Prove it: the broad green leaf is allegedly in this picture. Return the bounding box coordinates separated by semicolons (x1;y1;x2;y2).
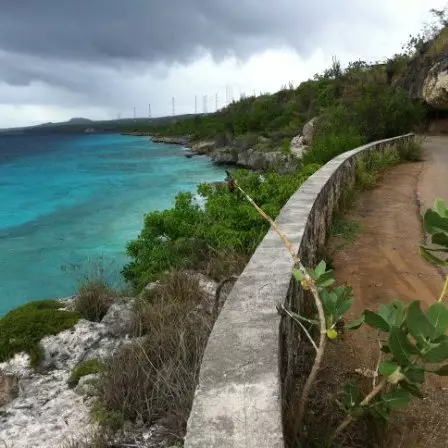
423;209;448;234
420;246;447;266
316;270;335;288
382;389;409;409
293;268;304;282
347;315;365;330
335;301;352;320
306;267;316;280
406;301;437;343
405;366;425;384
342;382;360;408
364;310;390;332
399;381;424;399
423;339;448;363
426;303;448;338
314;260;326;278
432;232;448;247
334;287;353;319
378;302;404;327
320;289;337;317
391;300;406;326
434;364;448;376
434;198;447;218
379;361;399;377
389;327;417;366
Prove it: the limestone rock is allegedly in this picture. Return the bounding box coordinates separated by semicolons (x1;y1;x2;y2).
101;297;135;337
191;140;217;155
422;59;448;109
211;147;238;164
151;136;189;146
290;134;308;158
302;117;318;145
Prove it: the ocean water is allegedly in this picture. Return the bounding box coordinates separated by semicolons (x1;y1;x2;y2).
0;133;225;315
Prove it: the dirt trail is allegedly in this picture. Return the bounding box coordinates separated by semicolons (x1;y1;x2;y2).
325;159;447;447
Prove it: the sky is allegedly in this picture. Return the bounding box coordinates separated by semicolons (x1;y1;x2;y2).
0;0;447;128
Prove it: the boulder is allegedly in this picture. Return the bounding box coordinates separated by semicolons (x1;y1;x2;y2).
290;134;308;158
302;117;318;145
101;297;135;337
398;30;448;110
211;147;238;164
191;140;217;154
422;59;448;109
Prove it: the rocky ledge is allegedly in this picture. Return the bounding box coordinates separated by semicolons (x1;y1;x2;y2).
151;135;190;146
0;273;224;448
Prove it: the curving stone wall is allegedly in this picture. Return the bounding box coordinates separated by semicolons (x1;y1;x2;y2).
184;134;415;448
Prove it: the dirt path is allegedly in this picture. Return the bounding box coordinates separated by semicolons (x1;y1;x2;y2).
418;136;448;212
323;159;447;447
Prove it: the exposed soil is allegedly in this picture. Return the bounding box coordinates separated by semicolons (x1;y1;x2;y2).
308;161;447;447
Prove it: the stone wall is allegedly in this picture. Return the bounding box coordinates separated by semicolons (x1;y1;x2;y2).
184;134;415;448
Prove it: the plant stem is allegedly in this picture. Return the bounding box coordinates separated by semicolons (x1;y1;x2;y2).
281;306;319;353
230;175;328;440
438;275;448;302
329;378;387;443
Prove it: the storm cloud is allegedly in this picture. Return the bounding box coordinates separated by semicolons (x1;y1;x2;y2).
0;0;445;127
0;1;388;67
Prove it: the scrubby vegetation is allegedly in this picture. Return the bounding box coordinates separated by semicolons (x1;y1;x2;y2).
94;271;212;442
0;300;80;367
123;163;321;290
68;359;105;388
75;279;117;322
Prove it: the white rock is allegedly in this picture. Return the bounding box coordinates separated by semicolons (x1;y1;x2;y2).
0;369;94;448
290;134;308;158
0;353;32;379
302;116;318;145
101;297;135;336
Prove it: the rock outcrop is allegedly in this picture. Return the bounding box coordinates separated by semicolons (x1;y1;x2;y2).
151;136;190;146
0;273;228;448
289;117;319;159
210;146;298;173
0;297;135;448
399;31;448;109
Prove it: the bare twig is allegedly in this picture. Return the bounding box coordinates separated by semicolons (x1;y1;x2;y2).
228;173;328;440
373;338;382;388
281;305;318;353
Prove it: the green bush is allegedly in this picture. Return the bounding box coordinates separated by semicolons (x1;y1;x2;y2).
123;164;322;290
68;359;105;388
0;300;80;367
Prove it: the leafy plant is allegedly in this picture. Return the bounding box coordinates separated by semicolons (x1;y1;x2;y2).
0;300;80;368
291;198;448;443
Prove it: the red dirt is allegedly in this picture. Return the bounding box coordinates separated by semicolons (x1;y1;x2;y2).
325;161;447;447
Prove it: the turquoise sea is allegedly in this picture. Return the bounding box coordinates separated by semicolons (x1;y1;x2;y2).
0;133;225;315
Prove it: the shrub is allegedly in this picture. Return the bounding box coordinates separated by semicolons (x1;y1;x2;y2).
68;359;105;388
0;300;80;367
123;165;321;291
75;280;117;322
397;138;424;162
95;271;211;440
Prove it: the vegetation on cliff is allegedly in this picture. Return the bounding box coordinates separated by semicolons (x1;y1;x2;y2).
123;56;425;290
0;300;80;367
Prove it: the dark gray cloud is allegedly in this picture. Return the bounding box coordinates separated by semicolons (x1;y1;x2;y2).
0;0;433;127
0;1;386;71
